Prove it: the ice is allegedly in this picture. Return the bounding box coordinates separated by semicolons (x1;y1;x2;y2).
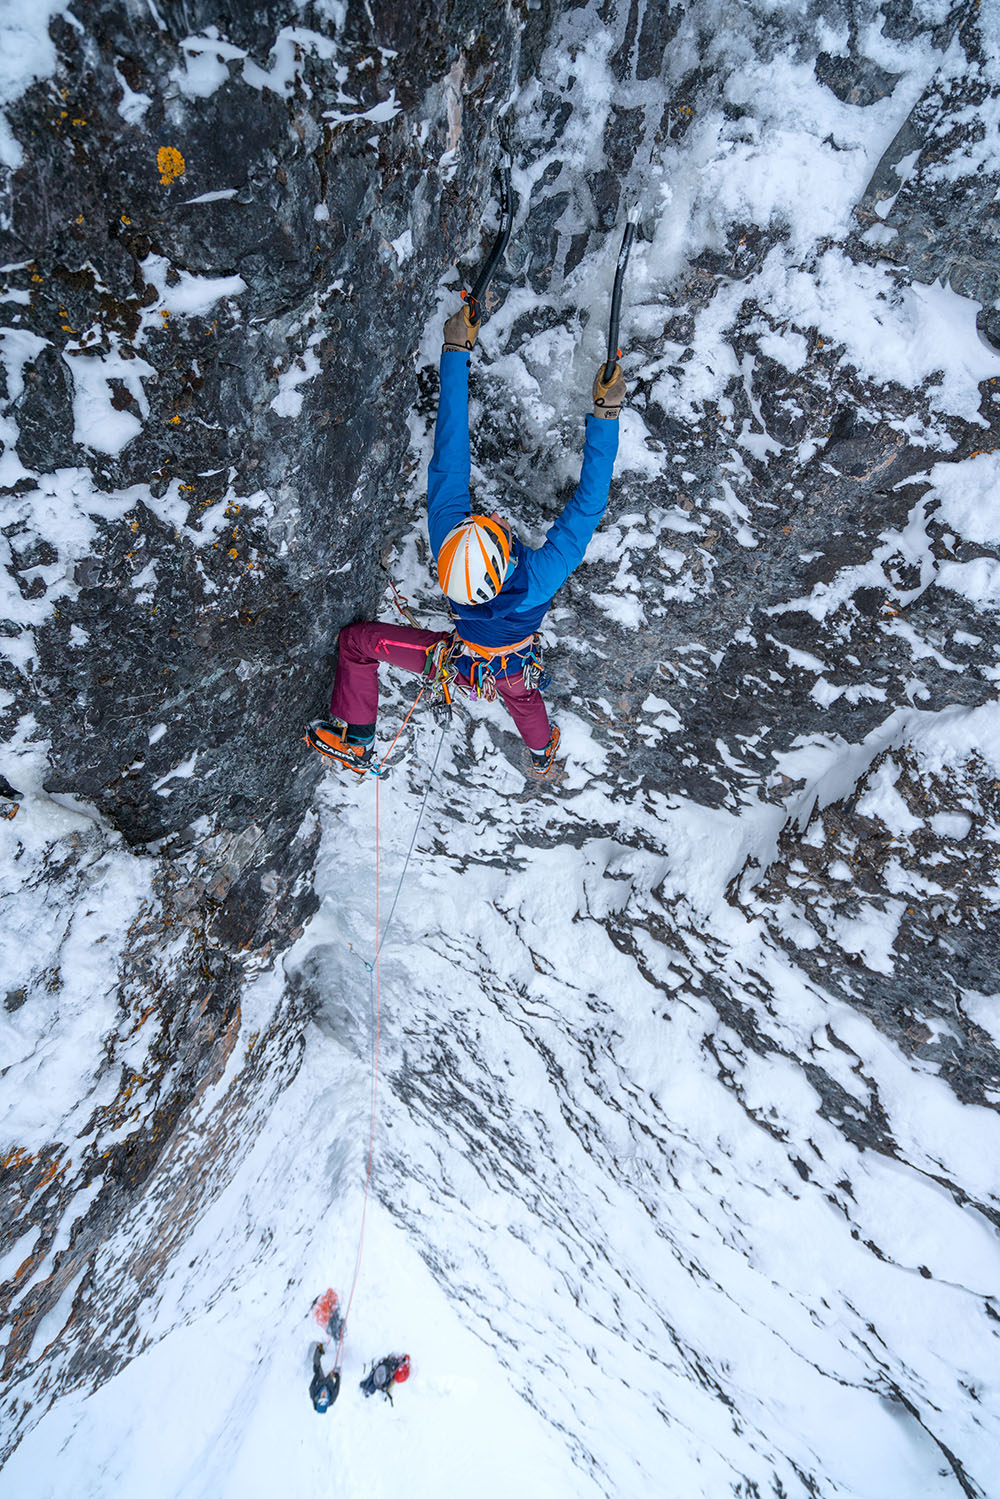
4;2;1000;1495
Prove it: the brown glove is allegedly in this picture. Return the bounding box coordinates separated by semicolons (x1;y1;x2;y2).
593;363;626;419
443;305;478;352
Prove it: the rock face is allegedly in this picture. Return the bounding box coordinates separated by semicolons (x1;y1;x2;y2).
3;0;1000;1491
0;0;539;1458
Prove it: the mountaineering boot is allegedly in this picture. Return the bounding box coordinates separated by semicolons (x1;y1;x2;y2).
304;719;375;773
529;724;561;777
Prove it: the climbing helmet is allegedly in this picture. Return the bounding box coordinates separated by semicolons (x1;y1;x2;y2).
437;516;511;604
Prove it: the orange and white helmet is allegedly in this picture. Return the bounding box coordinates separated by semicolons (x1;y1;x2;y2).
437;516;511;604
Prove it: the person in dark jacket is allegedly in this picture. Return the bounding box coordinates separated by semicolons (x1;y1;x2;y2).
309;1343;341;1414
360;1352;411;1401
306;307;625;777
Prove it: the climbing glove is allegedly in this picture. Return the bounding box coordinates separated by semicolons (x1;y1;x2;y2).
593;363;626;419
443;305;479;353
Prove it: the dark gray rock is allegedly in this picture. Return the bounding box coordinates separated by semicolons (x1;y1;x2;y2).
0;0;532;1459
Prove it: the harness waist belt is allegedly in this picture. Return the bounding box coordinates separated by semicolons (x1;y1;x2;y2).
457;633;535;658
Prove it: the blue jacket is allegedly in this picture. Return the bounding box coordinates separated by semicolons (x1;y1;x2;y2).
427;350;619;648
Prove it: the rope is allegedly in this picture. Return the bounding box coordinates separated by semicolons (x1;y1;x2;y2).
333;713;448;1373
376;686;426;773
376;719;448;956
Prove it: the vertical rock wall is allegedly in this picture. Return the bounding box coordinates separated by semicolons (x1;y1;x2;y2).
0;0;540;1456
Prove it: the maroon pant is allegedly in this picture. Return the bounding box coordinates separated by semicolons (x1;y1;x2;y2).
329;622;551;750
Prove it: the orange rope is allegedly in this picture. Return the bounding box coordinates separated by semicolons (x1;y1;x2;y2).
332;689;445;1375
333;775;383;1373
376;685;426;771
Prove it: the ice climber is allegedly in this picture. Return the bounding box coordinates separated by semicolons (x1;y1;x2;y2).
360;1353;411;1401
305;305;625;778
309;1343;341;1414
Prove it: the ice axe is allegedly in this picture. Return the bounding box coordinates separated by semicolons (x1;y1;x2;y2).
461;124;514;328
601;204;640;385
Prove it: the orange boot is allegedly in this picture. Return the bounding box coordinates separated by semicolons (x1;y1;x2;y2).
304;719;375;773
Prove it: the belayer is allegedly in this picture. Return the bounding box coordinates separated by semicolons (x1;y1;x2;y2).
306;305;625;778
309;1342;341;1414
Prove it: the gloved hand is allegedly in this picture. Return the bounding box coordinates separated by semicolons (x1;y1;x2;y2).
443;305;479;352
593;363;626;419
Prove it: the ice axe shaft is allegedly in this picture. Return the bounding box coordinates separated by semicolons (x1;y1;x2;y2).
603;206;639;383
463;153;514;327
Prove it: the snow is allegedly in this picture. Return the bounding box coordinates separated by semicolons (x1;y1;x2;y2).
62;349;154;455
0;1;67;169
0;747;156;1155
170;33;247;99
114;65;151;123
854;760;924;835
750;252;1000;426
4;1;1000;1496
325;89;402;126
170;25;346;101
270;334;323;419
141;256;248;319
928;450;1000;545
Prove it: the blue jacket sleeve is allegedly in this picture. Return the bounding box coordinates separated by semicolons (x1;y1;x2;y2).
427;351;472;556
521;415;619;607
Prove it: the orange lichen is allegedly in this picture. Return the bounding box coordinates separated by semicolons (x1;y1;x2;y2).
37;1156;67;1188
157;146;186;186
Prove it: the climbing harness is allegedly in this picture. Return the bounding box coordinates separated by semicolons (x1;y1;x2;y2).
602;204;640;384
451;631;549;700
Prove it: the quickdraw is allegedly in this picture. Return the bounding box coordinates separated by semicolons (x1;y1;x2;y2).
469;661;497;701
521;635;549;693
421;634;459;721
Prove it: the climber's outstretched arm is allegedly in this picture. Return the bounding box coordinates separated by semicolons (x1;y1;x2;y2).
427;308;478;556
522;363;625;607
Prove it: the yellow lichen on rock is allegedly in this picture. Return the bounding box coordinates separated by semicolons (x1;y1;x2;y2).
157;146;185;185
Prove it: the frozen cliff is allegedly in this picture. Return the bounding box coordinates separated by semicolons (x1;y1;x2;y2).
2;0;999;1495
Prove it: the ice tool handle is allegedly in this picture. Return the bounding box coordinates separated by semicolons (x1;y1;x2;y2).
603;205;640;385
462;152;514;327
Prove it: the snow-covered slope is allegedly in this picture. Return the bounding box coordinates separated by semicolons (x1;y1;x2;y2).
3;0;1000;1495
